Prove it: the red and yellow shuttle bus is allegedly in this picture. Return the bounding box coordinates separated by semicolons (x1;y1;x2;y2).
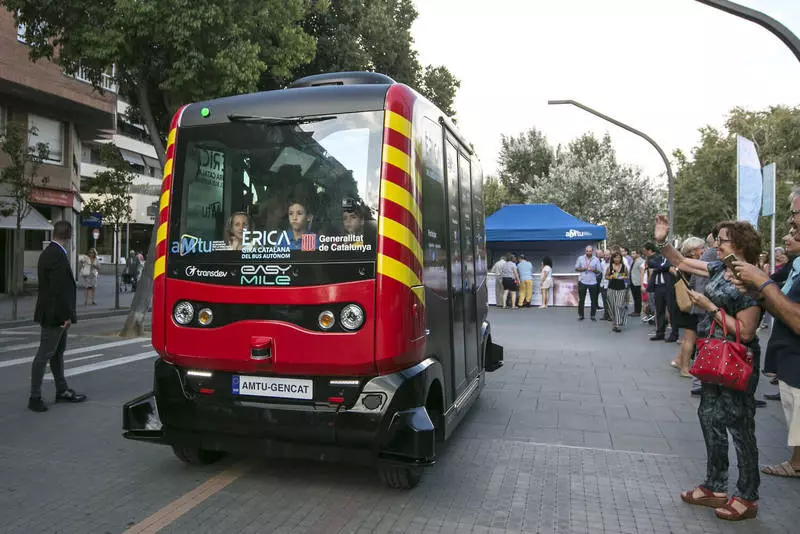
123;72;503;488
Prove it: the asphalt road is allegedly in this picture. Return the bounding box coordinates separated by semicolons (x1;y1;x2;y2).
0;309;798;533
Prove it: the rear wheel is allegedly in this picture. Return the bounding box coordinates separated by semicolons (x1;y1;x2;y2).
378;464;423;489
171;444;224;465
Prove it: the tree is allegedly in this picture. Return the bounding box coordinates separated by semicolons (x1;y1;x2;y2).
497;128;553;203
81;145;135;310
523;132;664;248
4;0;317;336
483;175;507;217
0;120;49;320
284;0;461;116
674;105;800;246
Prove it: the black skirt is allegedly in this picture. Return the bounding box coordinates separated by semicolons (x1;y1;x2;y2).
675;309;699;331
502;277;517;291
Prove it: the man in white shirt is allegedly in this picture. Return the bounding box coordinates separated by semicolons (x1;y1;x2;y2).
491;255;507;307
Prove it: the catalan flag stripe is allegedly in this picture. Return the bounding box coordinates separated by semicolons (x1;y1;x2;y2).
411;285;425;305
377;253;421;289
383;144;411;177
153;256;165;280
162;158;173;181
166;129;176;150
379;216;423;267
380;180;421;229
160;189;170;212
156;223;167;246
385;111;411;139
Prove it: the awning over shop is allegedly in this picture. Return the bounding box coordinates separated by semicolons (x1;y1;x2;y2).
119;148;146;167
0;204;53;231
486;203;606;242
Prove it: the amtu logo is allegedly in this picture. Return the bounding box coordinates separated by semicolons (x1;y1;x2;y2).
171;235;212;256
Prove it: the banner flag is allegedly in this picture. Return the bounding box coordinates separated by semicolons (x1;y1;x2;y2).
736;135;763;230
762;163;775;216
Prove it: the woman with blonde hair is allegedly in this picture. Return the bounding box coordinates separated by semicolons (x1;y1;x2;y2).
226;212;250;251
538;256;553;308
670;236;706;377
79;248;100;305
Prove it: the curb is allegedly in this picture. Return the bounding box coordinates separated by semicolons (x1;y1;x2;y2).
0;308;131;329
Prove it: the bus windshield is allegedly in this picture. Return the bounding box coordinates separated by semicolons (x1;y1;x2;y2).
168;111;382;267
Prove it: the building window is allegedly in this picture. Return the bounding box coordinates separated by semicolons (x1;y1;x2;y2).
0;105;7;134
28;114;64;164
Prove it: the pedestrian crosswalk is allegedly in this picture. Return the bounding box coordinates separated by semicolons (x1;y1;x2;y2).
0;328;156;378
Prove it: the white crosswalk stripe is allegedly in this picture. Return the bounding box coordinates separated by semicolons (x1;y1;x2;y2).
45;351;157;379
65;353;104;365
0;342;41;354
0;338;148;369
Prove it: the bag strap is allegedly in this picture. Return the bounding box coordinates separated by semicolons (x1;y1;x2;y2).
718;308;729;339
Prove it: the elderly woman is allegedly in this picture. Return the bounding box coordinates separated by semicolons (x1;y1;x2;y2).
655;215;763;521
670;236;706;377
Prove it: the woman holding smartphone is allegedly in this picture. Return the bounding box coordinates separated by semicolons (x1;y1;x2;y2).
604;250;628;332
654;215;763;521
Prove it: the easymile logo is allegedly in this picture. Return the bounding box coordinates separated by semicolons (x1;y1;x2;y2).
185;266;228;278
240;264;292;286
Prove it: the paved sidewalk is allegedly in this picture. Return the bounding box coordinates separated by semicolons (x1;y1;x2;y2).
0;275;134;324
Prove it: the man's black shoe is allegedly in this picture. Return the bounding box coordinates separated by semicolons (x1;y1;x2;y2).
578;316;585;321
28;397;47;412
650;335;665;341
55;389;87;403
755;399;767;408
764;392;781;401
648;319;655;325
691;388;702;396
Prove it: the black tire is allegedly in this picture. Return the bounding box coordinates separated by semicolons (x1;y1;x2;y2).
378;464;423;489
171;444;224;465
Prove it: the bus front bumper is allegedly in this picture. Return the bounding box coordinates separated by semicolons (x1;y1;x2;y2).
123;359;438;467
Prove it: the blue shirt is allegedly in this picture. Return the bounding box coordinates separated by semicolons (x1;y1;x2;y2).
517;260;533;281
575;255;601;285
782;257;800;295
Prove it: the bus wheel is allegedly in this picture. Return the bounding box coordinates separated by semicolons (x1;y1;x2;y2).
378;464;423;489
171;444;224;465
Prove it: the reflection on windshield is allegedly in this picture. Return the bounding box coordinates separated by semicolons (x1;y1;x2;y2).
172;111;382;262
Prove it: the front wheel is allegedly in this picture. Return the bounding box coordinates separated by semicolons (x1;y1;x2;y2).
171;444;224;465
378;464;423;489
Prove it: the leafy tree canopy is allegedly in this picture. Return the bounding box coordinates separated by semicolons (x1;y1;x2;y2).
497;128;553;204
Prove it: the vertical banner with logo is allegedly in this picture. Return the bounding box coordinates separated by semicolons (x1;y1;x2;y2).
762;163;777;273
736;135;763;230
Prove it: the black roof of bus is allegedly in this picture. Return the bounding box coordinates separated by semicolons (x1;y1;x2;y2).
180;80;393;129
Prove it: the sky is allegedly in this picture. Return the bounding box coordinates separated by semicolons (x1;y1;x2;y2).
412;0;800;188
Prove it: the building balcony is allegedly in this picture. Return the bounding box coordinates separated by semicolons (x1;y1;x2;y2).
69;66;118;94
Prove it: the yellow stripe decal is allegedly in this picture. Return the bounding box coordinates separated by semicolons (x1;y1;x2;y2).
385;111;411;139
166;129;176;150
162;158;173;181
379;216;423;267
160;189;170;212
378;253;421;289
156;223;167;245
381;180;421;229
383;144;411;177
153;256;165;280
411;285;426;305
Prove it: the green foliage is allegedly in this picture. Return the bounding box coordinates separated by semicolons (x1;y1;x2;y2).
673;105;800;248
81;144;134;228
482;176;507;217
497;128;553;203
524;132;664;248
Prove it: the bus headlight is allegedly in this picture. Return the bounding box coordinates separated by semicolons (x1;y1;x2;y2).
197;308;214;326
318;310;335;330
173;301;194;325
340;304;365;331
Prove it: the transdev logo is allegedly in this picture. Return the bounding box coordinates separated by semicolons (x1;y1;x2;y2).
565;229;591;239
171;234;212;256
301;233;317;251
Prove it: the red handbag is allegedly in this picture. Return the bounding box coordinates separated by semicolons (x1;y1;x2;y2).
690;309;754;391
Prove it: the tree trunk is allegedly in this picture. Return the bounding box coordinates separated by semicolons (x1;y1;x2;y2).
114;224;120;310
120;83;167;337
11;226;22;320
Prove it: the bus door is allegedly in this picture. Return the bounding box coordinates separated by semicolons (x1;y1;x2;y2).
445;139;466;394
457;154;480;381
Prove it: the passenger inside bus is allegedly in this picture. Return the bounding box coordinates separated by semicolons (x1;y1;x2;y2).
287;199;314;249
225;212;250;251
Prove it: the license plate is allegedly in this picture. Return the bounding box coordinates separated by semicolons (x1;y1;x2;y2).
232;375;313;400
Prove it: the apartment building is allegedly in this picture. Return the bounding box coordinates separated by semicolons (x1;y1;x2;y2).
80;98;162;264
0;10;116;293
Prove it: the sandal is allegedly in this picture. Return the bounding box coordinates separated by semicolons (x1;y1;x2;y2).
761;461;800;477
715;496;758;521
680;486;728;508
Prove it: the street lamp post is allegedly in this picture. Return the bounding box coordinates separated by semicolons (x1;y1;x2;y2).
695;0;800;63
547;99;676;228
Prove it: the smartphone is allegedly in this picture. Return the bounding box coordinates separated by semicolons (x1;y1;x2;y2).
722;254;741;277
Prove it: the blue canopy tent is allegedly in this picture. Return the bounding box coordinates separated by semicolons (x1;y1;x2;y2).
485;204;607;306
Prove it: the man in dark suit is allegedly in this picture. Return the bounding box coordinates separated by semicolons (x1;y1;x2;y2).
28;220;87;412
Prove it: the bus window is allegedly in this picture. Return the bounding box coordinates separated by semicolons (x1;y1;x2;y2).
169;111;382;264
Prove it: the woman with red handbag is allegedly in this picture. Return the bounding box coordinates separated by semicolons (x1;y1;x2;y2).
654;215;763;522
